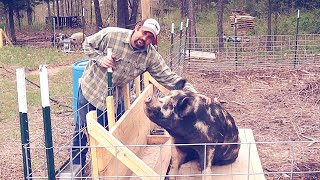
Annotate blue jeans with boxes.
[71,87,124,167]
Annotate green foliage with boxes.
[0,47,85,122]
[277,15,297,35]
[196,9,217,36]
[164,0,179,8]
[192,2,320,36]
[0,76,17,122]
[0,46,85,70]
[299,10,320,34]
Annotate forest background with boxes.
[0,0,319,48]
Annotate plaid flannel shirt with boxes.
[80,27,197,110]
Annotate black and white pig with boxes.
[144,80,240,176]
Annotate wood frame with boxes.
[87,72,265,179]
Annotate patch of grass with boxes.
[0,46,86,70]
[0,47,86,123]
[0,76,18,122]
[25,74,42,107]
[49,68,73,106]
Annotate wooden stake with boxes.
[106,96,115,129]
[88,111,99,180]
[123,83,131,111]
[134,76,141,96]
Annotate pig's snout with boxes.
[145,96,152,103]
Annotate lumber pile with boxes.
[230,10,256,32]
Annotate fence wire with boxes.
[184,34,320,72]
[6,33,319,179]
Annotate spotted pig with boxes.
[144,80,240,176]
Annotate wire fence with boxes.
[7,29,320,180]
[184,34,320,71]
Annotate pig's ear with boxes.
[174,79,186,90]
[176,96,192,117]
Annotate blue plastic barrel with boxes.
[72,59,89,123]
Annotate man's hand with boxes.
[98,54,116,69]
[198,94,212,105]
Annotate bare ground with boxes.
[185,66,320,179]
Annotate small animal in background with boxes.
[69,32,86,49]
[52,33,68,48]
[144,79,240,177]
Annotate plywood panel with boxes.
[131,139,172,180]
[93,84,154,178]
[87,111,159,180]
[173,128,266,180]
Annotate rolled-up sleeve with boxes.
[147,51,197,93]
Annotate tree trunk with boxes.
[16,10,22,31]
[66,0,69,16]
[93,0,103,31]
[128,0,139,29]
[117,0,128,28]
[26,0,33,27]
[217,0,224,51]
[61,0,64,16]
[90,0,93,24]
[159,0,164,22]
[70,0,73,15]
[8,3,16,42]
[56,0,60,19]
[187,0,196,48]
[111,0,115,24]
[274,12,278,42]
[47,0,52,30]
[266,0,272,51]
[180,0,187,19]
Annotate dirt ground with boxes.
[185,66,320,179]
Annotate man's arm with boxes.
[82,28,110,66]
[146,51,197,93]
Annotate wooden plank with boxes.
[144,72,169,95]
[188,50,217,60]
[153,140,172,178]
[106,96,116,128]
[173,128,265,180]
[87,111,159,180]
[110,84,153,142]
[244,129,266,180]
[88,112,100,180]
[98,84,154,178]
[134,76,141,96]
[227,129,253,180]
[143,72,150,87]
[131,139,172,180]
[123,83,131,111]
[147,134,170,145]
[1,29,13,46]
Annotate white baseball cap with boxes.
[140,18,160,38]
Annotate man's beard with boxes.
[134,39,146,49]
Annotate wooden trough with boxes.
[86,73,266,179]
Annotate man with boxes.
[71,18,210,169]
